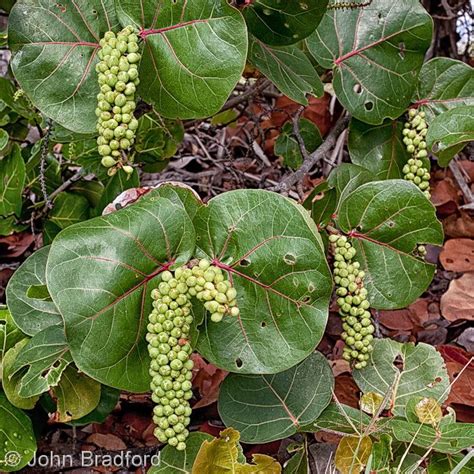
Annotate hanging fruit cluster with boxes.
[330,234,374,369]
[147,260,239,450]
[95,26,141,176]
[402,109,431,198]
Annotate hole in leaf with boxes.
[240,258,251,267]
[432,141,441,153]
[261,321,267,328]
[308,283,316,293]
[398,42,406,59]
[235,358,243,368]
[387,220,395,228]
[353,83,362,94]
[364,101,374,111]
[302,295,311,304]
[284,253,297,265]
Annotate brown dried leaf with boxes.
[444,212,474,239]
[440,274,474,322]
[437,345,474,420]
[440,238,474,272]
[431,178,460,213]
[378,299,433,332]
[191,354,228,409]
[85,433,127,451]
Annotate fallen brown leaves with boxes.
[440,273,474,322]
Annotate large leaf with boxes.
[0,392,36,472]
[149,432,213,474]
[300,403,370,435]
[6,246,62,336]
[193,190,333,374]
[243,0,328,46]
[348,119,410,179]
[248,36,323,104]
[426,106,474,167]
[49,192,90,229]
[46,190,196,391]
[69,385,119,426]
[388,419,474,455]
[52,365,101,421]
[306,0,432,124]
[0,144,25,218]
[327,163,375,212]
[3,339,40,409]
[337,180,444,309]
[353,339,450,417]
[0,308,24,378]
[10,324,71,398]
[414,58,474,122]
[9,0,119,133]
[218,352,333,443]
[116,0,247,119]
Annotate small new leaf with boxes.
[360,392,384,415]
[335,435,372,474]
[415,397,443,426]
[192,428,281,473]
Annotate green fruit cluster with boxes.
[148,269,194,451]
[330,234,374,370]
[147,260,239,450]
[187,259,240,323]
[402,109,431,198]
[96,27,141,176]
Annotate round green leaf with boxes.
[193,190,332,374]
[116,0,247,119]
[307,0,432,124]
[0,144,25,218]
[248,36,323,104]
[0,392,37,472]
[10,324,71,398]
[219,352,333,443]
[414,58,474,122]
[46,190,196,392]
[6,246,62,336]
[353,339,450,417]
[3,339,40,410]
[8,0,119,133]
[53,365,101,421]
[69,385,120,426]
[348,119,410,179]
[327,163,375,211]
[337,180,444,309]
[426,106,474,167]
[148,432,213,473]
[49,192,90,229]
[244,0,329,46]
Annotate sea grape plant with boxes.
[1,0,473,471]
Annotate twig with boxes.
[273,114,351,193]
[220,78,272,113]
[449,157,474,206]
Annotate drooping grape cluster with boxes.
[330,234,374,370]
[402,109,431,198]
[147,261,239,450]
[187,259,239,323]
[148,269,194,451]
[96,27,141,176]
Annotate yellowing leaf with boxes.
[415,397,443,426]
[360,392,385,415]
[192,428,281,473]
[335,436,373,474]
